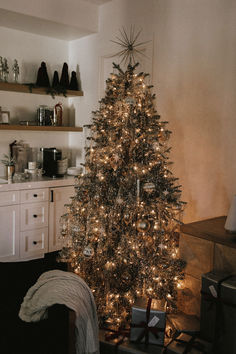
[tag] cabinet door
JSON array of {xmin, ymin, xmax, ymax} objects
[
  {"xmin": 49, "ymin": 186, "xmax": 74, "ymax": 252},
  {"xmin": 20, "ymin": 227, "xmax": 48, "ymax": 260},
  {"xmin": 20, "ymin": 188, "xmax": 49, "ymax": 204},
  {"xmin": 20, "ymin": 202, "xmax": 48, "ymax": 231},
  {"xmin": 0, "ymin": 205, "xmax": 20, "ymax": 261},
  {"xmin": 0, "ymin": 191, "xmax": 19, "ymax": 206}
]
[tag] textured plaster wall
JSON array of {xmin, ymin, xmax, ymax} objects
[{"xmin": 69, "ymin": 0, "xmax": 236, "ymax": 223}]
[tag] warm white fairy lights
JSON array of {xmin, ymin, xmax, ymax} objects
[{"xmin": 59, "ymin": 61, "xmax": 186, "ymax": 328}]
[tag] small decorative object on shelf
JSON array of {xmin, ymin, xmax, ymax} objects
[
  {"xmin": 59, "ymin": 62, "xmax": 69, "ymax": 89},
  {"xmin": 69, "ymin": 71, "xmax": 79, "ymax": 90},
  {"xmin": 53, "ymin": 102, "xmax": 63, "ymax": 126},
  {"xmin": 0, "ymin": 110, "xmax": 10, "ymax": 124},
  {"xmin": 36, "ymin": 61, "xmax": 50, "ymax": 87},
  {"xmin": 12, "ymin": 59, "xmax": 20, "ymax": 83},
  {"xmin": 3, "ymin": 58, "xmax": 9, "ymax": 82},
  {"xmin": 224, "ymin": 195, "xmax": 236, "ymax": 233},
  {"xmin": 0, "ymin": 57, "xmax": 3, "ymax": 81},
  {"xmin": 37, "ymin": 105, "xmax": 53, "ymax": 126},
  {"xmin": 52, "ymin": 70, "xmax": 60, "ymax": 88}
]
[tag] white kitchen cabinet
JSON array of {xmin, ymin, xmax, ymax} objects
[
  {"xmin": 0, "ymin": 177, "xmax": 74, "ymax": 261},
  {"xmin": 20, "ymin": 227, "xmax": 48, "ymax": 259},
  {"xmin": 49, "ymin": 186, "xmax": 74, "ymax": 252},
  {"xmin": 0, "ymin": 205, "xmax": 20, "ymax": 261},
  {"xmin": 20, "ymin": 188, "xmax": 49, "ymax": 204},
  {"xmin": 0, "ymin": 190, "xmax": 19, "ymax": 206},
  {"xmin": 20, "ymin": 201, "xmax": 49, "ymax": 231}
]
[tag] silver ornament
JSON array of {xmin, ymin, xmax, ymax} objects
[
  {"xmin": 143, "ymin": 182, "xmax": 155, "ymax": 193},
  {"xmin": 136, "ymin": 219, "xmax": 150, "ymax": 232},
  {"xmin": 83, "ymin": 245, "xmax": 94, "ymax": 258},
  {"xmin": 125, "ymin": 96, "xmax": 135, "ymax": 105}
]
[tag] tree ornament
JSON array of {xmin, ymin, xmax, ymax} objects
[
  {"xmin": 123, "ymin": 212, "xmax": 132, "ymax": 225},
  {"xmin": 83, "ymin": 244, "xmax": 94, "ymax": 258},
  {"xmin": 125, "ymin": 96, "xmax": 136, "ymax": 105},
  {"xmin": 136, "ymin": 219, "xmax": 150, "ymax": 232},
  {"xmin": 121, "ymin": 271, "xmax": 132, "ymax": 282},
  {"xmin": 143, "ymin": 182, "xmax": 155, "ymax": 193}
]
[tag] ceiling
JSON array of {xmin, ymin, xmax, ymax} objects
[{"xmin": 0, "ymin": 0, "xmax": 112, "ymax": 40}]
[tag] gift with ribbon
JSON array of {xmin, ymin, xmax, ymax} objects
[
  {"xmin": 165, "ymin": 332, "xmax": 212, "ymax": 354},
  {"xmin": 103, "ymin": 326, "xmax": 130, "ymax": 346},
  {"xmin": 130, "ymin": 298, "xmax": 166, "ymax": 345},
  {"xmin": 200, "ymin": 271, "xmax": 236, "ymax": 354}
]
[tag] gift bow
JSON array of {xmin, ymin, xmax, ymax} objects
[{"xmin": 130, "ymin": 298, "xmax": 165, "ymax": 345}]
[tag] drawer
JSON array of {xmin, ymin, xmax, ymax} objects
[
  {"xmin": 20, "ymin": 202, "xmax": 48, "ymax": 231},
  {"xmin": 20, "ymin": 227, "xmax": 48, "ymax": 259},
  {"xmin": 20, "ymin": 188, "xmax": 49, "ymax": 203},
  {"xmin": 0, "ymin": 191, "xmax": 19, "ymax": 206}
]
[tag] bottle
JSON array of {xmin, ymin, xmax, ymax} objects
[{"xmin": 53, "ymin": 103, "xmax": 63, "ymax": 126}]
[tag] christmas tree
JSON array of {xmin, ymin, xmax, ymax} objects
[{"xmin": 60, "ymin": 29, "xmax": 186, "ymax": 328}]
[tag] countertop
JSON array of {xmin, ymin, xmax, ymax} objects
[{"xmin": 0, "ymin": 175, "xmax": 76, "ymax": 192}]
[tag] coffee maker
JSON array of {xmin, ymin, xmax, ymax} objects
[{"xmin": 43, "ymin": 148, "xmax": 62, "ymax": 178}]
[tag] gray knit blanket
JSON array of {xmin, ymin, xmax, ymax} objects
[{"xmin": 19, "ymin": 270, "xmax": 99, "ymax": 354}]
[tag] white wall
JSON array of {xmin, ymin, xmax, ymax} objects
[
  {"xmin": 68, "ymin": 0, "xmax": 236, "ymax": 223},
  {"xmin": 0, "ymin": 26, "xmax": 83, "ymax": 175}
]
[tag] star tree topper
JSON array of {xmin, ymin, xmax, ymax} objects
[{"xmin": 110, "ymin": 25, "xmax": 151, "ymax": 65}]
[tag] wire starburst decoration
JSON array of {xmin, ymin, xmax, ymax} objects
[{"xmin": 111, "ymin": 25, "xmax": 150, "ymax": 65}]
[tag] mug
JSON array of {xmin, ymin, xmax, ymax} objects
[
  {"xmin": 25, "ymin": 168, "xmax": 37, "ymax": 175},
  {"xmin": 28, "ymin": 161, "xmax": 37, "ymax": 170}
]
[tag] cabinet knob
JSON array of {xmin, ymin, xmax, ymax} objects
[
  {"xmin": 33, "ymin": 240, "xmax": 42, "ymax": 245},
  {"xmin": 33, "ymin": 194, "xmax": 38, "ymax": 197},
  {"xmin": 33, "ymin": 214, "xmax": 38, "ymax": 218}
]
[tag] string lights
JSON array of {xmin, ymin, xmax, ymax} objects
[{"xmin": 60, "ymin": 29, "xmax": 186, "ymax": 329}]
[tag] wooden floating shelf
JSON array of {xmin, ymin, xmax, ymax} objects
[
  {"xmin": 0, "ymin": 125, "xmax": 83, "ymax": 132},
  {"xmin": 0, "ymin": 82, "xmax": 83, "ymax": 97}
]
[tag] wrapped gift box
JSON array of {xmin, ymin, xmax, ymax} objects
[
  {"xmin": 200, "ymin": 271, "xmax": 236, "ymax": 353},
  {"xmin": 165, "ymin": 333, "xmax": 212, "ymax": 354},
  {"xmin": 130, "ymin": 298, "xmax": 166, "ymax": 345},
  {"xmin": 167, "ymin": 312, "xmax": 200, "ymax": 336}
]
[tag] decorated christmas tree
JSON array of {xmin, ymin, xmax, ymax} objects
[{"xmin": 60, "ymin": 28, "xmax": 186, "ymax": 328}]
